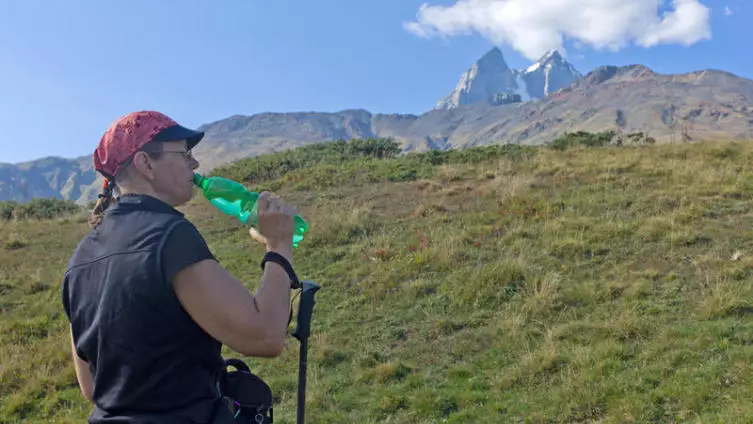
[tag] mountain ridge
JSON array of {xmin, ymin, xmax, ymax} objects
[{"xmin": 2, "ymin": 58, "xmax": 753, "ymax": 204}]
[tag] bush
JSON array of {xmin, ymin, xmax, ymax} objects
[
  {"xmin": 212, "ymin": 138, "xmax": 538, "ymax": 189},
  {"xmin": 0, "ymin": 198, "xmax": 81, "ymax": 221},
  {"xmin": 551, "ymin": 130, "xmax": 617, "ymax": 150},
  {"xmin": 551, "ymin": 130, "xmax": 656, "ymax": 150},
  {"xmin": 0, "ymin": 201, "xmax": 18, "ymax": 220},
  {"xmin": 212, "ymin": 138, "xmax": 403, "ymax": 183}
]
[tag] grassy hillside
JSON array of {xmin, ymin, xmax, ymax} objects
[{"xmin": 2, "ymin": 137, "xmax": 753, "ymax": 423}]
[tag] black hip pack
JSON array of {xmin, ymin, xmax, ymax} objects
[{"xmin": 216, "ymin": 358, "xmax": 274, "ymax": 424}]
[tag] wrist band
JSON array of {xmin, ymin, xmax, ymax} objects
[{"xmin": 260, "ymin": 251, "xmax": 301, "ymax": 289}]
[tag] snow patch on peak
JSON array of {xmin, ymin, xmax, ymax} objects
[
  {"xmin": 539, "ymin": 49, "xmax": 560, "ymax": 61},
  {"xmin": 526, "ymin": 62, "xmax": 541, "ymax": 73},
  {"xmin": 526, "ymin": 49, "xmax": 564, "ymax": 72}
]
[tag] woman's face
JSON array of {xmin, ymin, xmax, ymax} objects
[{"xmin": 150, "ymin": 141, "xmax": 201, "ymax": 206}]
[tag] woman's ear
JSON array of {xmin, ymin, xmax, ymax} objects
[{"xmin": 130, "ymin": 151, "xmax": 157, "ymax": 181}]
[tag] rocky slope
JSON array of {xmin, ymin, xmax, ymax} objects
[
  {"xmin": 0, "ymin": 156, "xmax": 100, "ymax": 205},
  {"xmin": 2, "ymin": 58, "xmax": 753, "ymax": 204}
]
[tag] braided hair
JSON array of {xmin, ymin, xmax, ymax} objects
[{"xmin": 88, "ymin": 177, "xmax": 116, "ymax": 228}]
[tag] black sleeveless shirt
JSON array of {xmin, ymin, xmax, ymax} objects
[{"xmin": 62, "ymin": 194, "xmax": 225, "ymax": 423}]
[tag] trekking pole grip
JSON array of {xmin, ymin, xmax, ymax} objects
[{"xmin": 292, "ymin": 281, "xmax": 321, "ymax": 342}]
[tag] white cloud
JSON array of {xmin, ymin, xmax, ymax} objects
[
  {"xmin": 404, "ymin": 0, "xmax": 712, "ymax": 61},
  {"xmin": 724, "ymin": 6, "xmax": 733, "ymax": 16}
]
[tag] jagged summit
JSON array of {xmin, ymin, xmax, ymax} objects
[
  {"xmin": 542, "ymin": 49, "xmax": 561, "ymax": 59},
  {"xmin": 526, "ymin": 49, "xmax": 579, "ymax": 76},
  {"xmin": 476, "ymin": 46, "xmax": 507, "ymax": 68},
  {"xmin": 434, "ymin": 47, "xmax": 522, "ymax": 110},
  {"xmin": 520, "ymin": 49, "xmax": 582, "ymax": 99},
  {"xmin": 435, "ymin": 47, "xmax": 583, "ymax": 109},
  {"xmin": 526, "ymin": 49, "xmax": 561, "ymax": 71}
]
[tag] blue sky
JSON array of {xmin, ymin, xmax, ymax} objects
[{"xmin": 0, "ymin": 0, "xmax": 749, "ymax": 164}]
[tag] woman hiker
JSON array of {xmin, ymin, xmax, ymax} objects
[{"xmin": 61, "ymin": 110, "xmax": 299, "ymax": 423}]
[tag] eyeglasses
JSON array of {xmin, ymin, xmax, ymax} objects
[
  {"xmin": 159, "ymin": 149, "xmax": 194, "ymax": 161},
  {"xmin": 117, "ymin": 147, "xmax": 195, "ymax": 173}
]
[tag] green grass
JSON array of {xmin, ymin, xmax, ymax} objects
[{"xmin": 3, "ymin": 139, "xmax": 753, "ymax": 423}]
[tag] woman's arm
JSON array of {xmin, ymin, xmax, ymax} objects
[
  {"xmin": 70, "ymin": 327, "xmax": 94, "ymax": 402},
  {"xmin": 173, "ymin": 248, "xmax": 293, "ymax": 357},
  {"xmin": 172, "ymin": 191, "xmax": 297, "ymax": 357}
]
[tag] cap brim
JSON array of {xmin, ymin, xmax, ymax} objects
[{"xmin": 152, "ymin": 124, "xmax": 205, "ymax": 149}]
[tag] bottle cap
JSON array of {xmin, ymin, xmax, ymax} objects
[{"xmin": 193, "ymin": 173, "xmax": 204, "ymax": 187}]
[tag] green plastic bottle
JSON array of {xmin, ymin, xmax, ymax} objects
[{"xmin": 193, "ymin": 173, "xmax": 309, "ymax": 248}]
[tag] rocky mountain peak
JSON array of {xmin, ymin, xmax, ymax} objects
[
  {"xmin": 434, "ymin": 47, "xmax": 521, "ymax": 110},
  {"xmin": 526, "ymin": 49, "xmax": 564, "ymax": 71},
  {"xmin": 520, "ymin": 49, "xmax": 582, "ymax": 98},
  {"xmin": 436, "ymin": 47, "xmax": 583, "ymax": 109},
  {"xmin": 476, "ymin": 46, "xmax": 509, "ymax": 71}
]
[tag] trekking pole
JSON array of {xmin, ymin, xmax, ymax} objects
[{"xmin": 291, "ymin": 280, "xmax": 321, "ymax": 424}]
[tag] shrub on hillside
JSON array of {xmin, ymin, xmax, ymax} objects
[
  {"xmin": 212, "ymin": 138, "xmax": 403, "ymax": 183},
  {"xmin": 403, "ymin": 144, "xmax": 535, "ymax": 167},
  {"xmin": 0, "ymin": 198, "xmax": 81, "ymax": 221},
  {"xmin": 551, "ymin": 130, "xmax": 617, "ymax": 150},
  {"xmin": 551, "ymin": 130, "xmax": 656, "ymax": 150},
  {"xmin": 0, "ymin": 201, "xmax": 18, "ymax": 220},
  {"xmin": 212, "ymin": 137, "xmax": 537, "ymax": 187}
]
